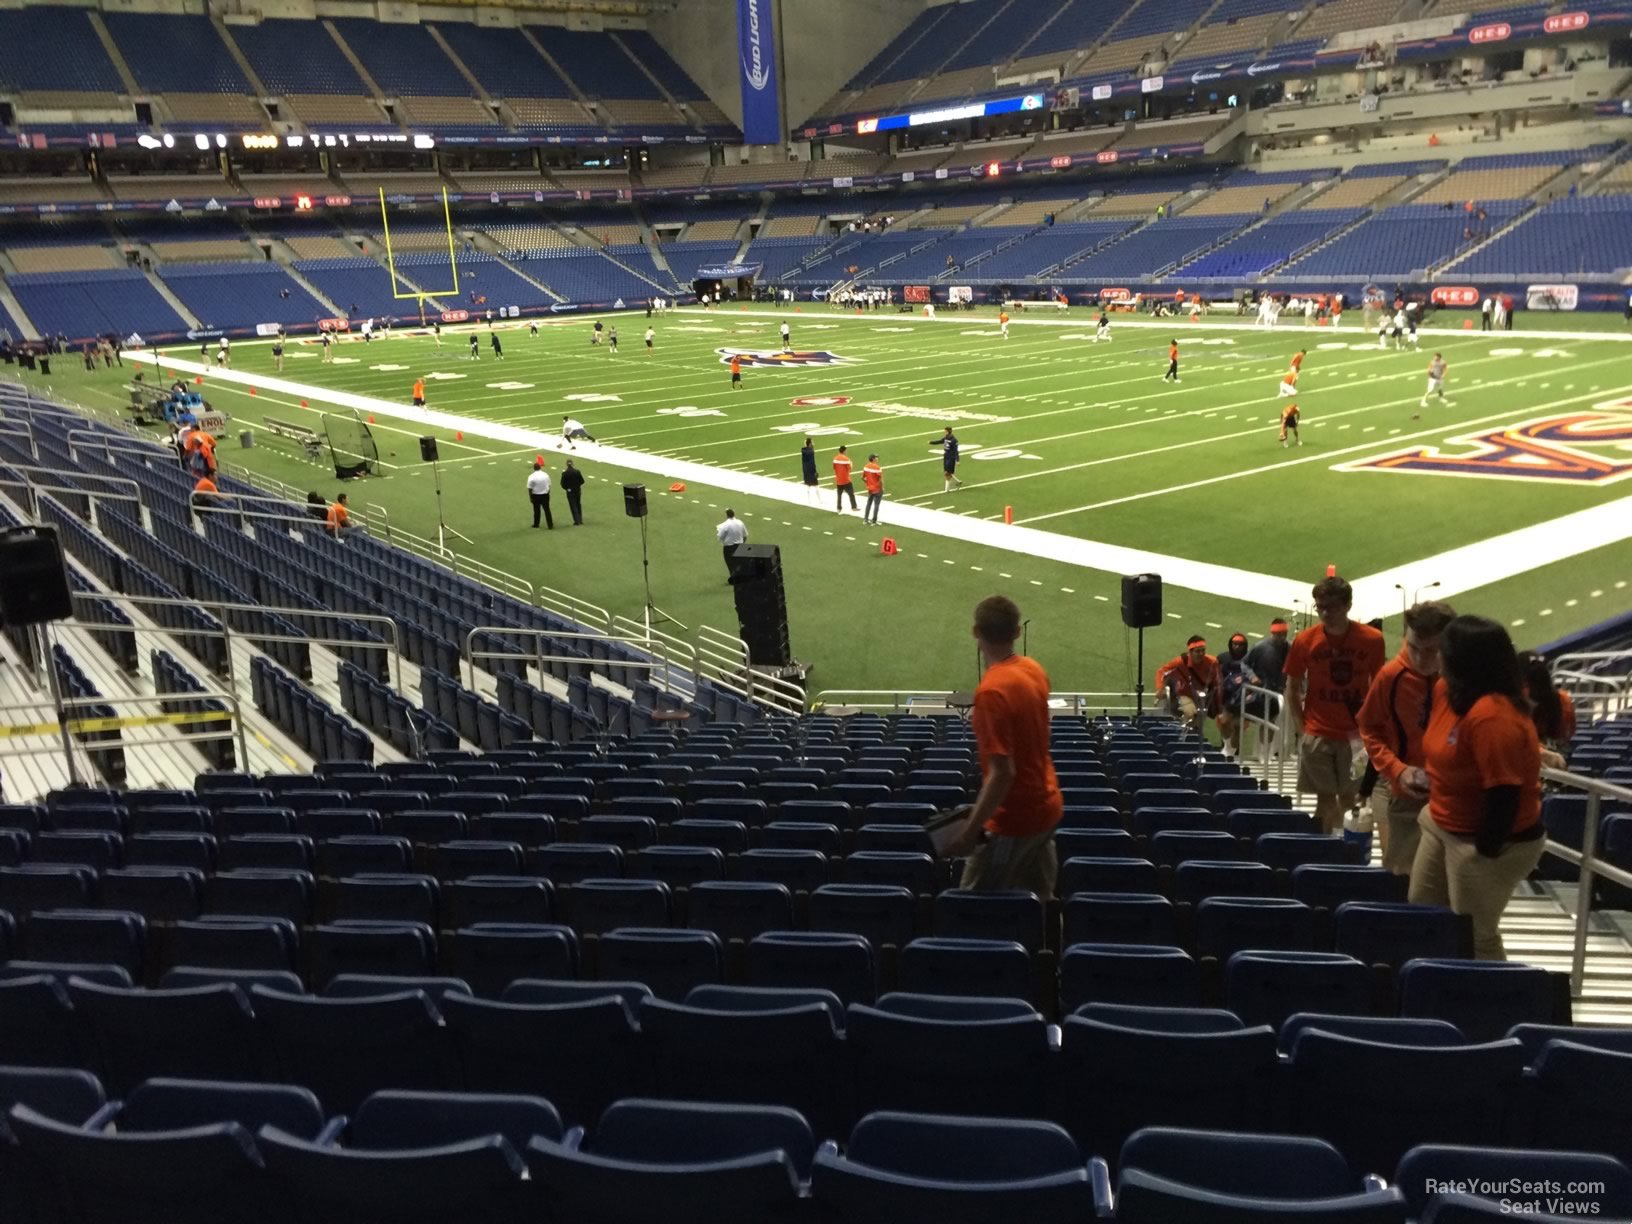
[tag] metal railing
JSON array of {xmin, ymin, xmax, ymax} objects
[
  {"xmin": 693, "ymin": 623, "xmax": 805, "ymax": 716},
  {"xmin": 1553, "ymin": 651, "xmax": 1632, "ymax": 722},
  {"xmin": 811, "ymin": 689, "xmax": 1151, "ymax": 717},
  {"xmin": 537, "ymin": 582, "xmax": 611, "ymax": 636},
  {"xmin": 1538, "ymin": 767, "xmax": 1632, "ymax": 998},
  {"xmin": 0, "ymin": 689, "xmax": 247, "ymax": 788},
  {"xmin": 1237, "ymin": 682, "xmax": 1294, "ymax": 792},
  {"xmin": 463, "ymin": 624, "xmax": 678, "ymax": 700}
]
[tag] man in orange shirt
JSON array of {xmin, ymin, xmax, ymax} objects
[
  {"xmin": 1358, "ymin": 600, "xmax": 1455, "ymax": 874},
  {"xmin": 999, "ymin": 310, "xmax": 1010, "ymax": 340},
  {"xmin": 1277, "ymin": 369, "xmax": 1299, "ymax": 399},
  {"xmin": 1285, "ymin": 575, "xmax": 1387, "ymax": 833},
  {"xmin": 1154, "ymin": 634, "xmax": 1221, "ymax": 736},
  {"xmin": 191, "ymin": 473, "xmax": 220, "ymax": 517},
  {"xmin": 861, "ymin": 453, "xmax": 884, "ymax": 524},
  {"xmin": 833, "ymin": 444, "xmax": 857, "ymax": 512},
  {"xmin": 1290, "ymin": 348, "xmax": 1305, "ymax": 374},
  {"xmin": 943, "ymin": 595, "xmax": 1063, "ymax": 896},
  {"xmin": 729, "ymin": 354, "xmax": 742, "ymax": 390},
  {"xmin": 411, "ymin": 377, "xmax": 426, "ymax": 408},
  {"xmin": 1163, "ymin": 339, "xmax": 1180, "ymax": 383},
  {"xmin": 326, "ymin": 492, "xmax": 351, "ymax": 538}
]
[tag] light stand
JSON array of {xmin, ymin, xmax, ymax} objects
[
  {"xmin": 430, "ymin": 456, "xmax": 472, "ymax": 553},
  {"xmin": 638, "ymin": 514, "xmax": 686, "ymax": 633},
  {"xmin": 1135, "ymin": 625, "xmax": 1146, "ymax": 715}
]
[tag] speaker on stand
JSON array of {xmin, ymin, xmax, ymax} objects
[
  {"xmin": 623, "ymin": 484, "xmax": 683, "ymax": 632},
  {"xmin": 728, "ymin": 543, "xmax": 792, "ymax": 668},
  {"xmin": 0, "ymin": 526, "xmax": 82, "ymax": 787},
  {"xmin": 1121, "ymin": 573, "xmax": 1163, "ymax": 714}
]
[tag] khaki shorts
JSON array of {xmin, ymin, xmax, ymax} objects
[
  {"xmin": 1372, "ymin": 776, "xmax": 1425, "ymax": 875},
  {"xmin": 960, "ymin": 831, "xmax": 1058, "ymax": 900},
  {"xmin": 1299, "ymin": 734, "xmax": 1357, "ymax": 799}
]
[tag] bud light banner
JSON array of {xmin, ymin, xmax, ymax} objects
[{"xmin": 738, "ymin": 0, "xmax": 782, "ymax": 145}]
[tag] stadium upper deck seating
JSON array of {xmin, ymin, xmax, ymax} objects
[
  {"xmin": 228, "ymin": 19, "xmax": 368, "ymax": 96},
  {"xmin": 1066, "ymin": 213, "xmax": 1253, "ymax": 279},
  {"xmin": 100, "ymin": 12, "xmax": 248, "ymax": 95},
  {"xmin": 329, "ymin": 19, "xmax": 470, "ymax": 98},
  {"xmin": 0, "ymin": 6, "xmax": 122, "ymax": 94}
]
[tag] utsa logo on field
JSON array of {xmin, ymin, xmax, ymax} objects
[
  {"xmin": 1337, "ymin": 407, "xmax": 1632, "ymax": 485},
  {"xmin": 716, "ymin": 348, "xmax": 855, "ymax": 368}
]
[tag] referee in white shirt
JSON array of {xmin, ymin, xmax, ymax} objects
[
  {"xmin": 527, "ymin": 461, "xmax": 554, "ymax": 529},
  {"xmin": 717, "ymin": 509, "xmax": 747, "ymax": 580}
]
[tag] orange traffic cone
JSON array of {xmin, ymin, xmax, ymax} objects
[{"xmin": 455, "ymin": 431, "xmax": 464, "ymax": 441}]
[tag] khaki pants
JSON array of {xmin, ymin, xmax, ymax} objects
[
  {"xmin": 1372, "ymin": 777, "xmax": 1424, "ymax": 876},
  {"xmin": 1298, "ymin": 734, "xmax": 1356, "ymax": 800},
  {"xmin": 1408, "ymin": 812, "xmax": 1546, "ymax": 961},
  {"xmin": 961, "ymin": 832, "xmax": 1058, "ymax": 900}
]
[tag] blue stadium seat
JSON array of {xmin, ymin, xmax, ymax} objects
[
  {"xmin": 1286, "ymin": 1028, "xmax": 1527, "ymax": 1175},
  {"xmin": 933, "ymin": 890, "xmax": 1046, "ymax": 952},
  {"xmin": 1278, "ymin": 1013, "xmax": 1467, "ymax": 1052},
  {"xmin": 807, "ymin": 884, "xmax": 916, "ymax": 950},
  {"xmin": 331, "ymin": 875, "xmax": 439, "ymax": 927},
  {"xmin": 1058, "ymin": 1009, "xmax": 1278, "ymax": 1169},
  {"xmin": 446, "ymin": 923, "xmax": 576, "ymax": 998},
  {"xmin": 1059, "ymin": 942, "xmax": 1200, "ymax": 1012},
  {"xmin": 1395, "ymin": 1145, "xmax": 1632, "ymax": 1221},
  {"xmin": 1226, "ymin": 950, "xmax": 1374, "ymax": 1029},
  {"xmin": 1108, "ymin": 1126, "xmax": 1405, "ymax": 1222},
  {"xmin": 324, "ymin": 975, "xmax": 472, "ymax": 1006},
  {"xmin": 351, "ymin": 1088, "xmax": 563, "ymax": 1152},
  {"xmin": 23, "ymin": 910, "xmax": 145, "ymax": 978},
  {"xmin": 628, "ymin": 846, "xmax": 726, "ymax": 888},
  {"xmin": 1150, "ymin": 830, "xmax": 1240, "ymax": 866},
  {"xmin": 1256, "ymin": 833, "xmax": 1359, "ymax": 870},
  {"xmin": 639, "ymin": 992, "xmax": 845, "ymax": 1135},
  {"xmin": 734, "ymin": 848, "xmax": 829, "ymax": 893},
  {"xmin": 898, "ymin": 937, "xmax": 1031, "ymax": 1001},
  {"xmin": 66, "ymin": 979, "xmax": 262, "ymax": 1094},
  {"xmin": 99, "ymin": 867, "xmax": 204, "ymax": 922},
  {"xmin": 0, "ymin": 975, "xmax": 92, "ymax": 1069},
  {"xmin": 1333, "ymin": 902, "xmax": 1467, "ymax": 968},
  {"xmin": 597, "ymin": 927, "xmax": 722, "ymax": 1001},
  {"xmin": 845, "ymin": 993, "xmax": 1053, "ymax": 1122},
  {"xmin": 114, "ymin": 1077, "xmax": 335, "ymax": 1141},
  {"xmin": 249, "ymin": 986, "xmax": 459, "ymax": 1115},
  {"xmin": 1291, "ymin": 865, "xmax": 1408, "ymax": 909},
  {"xmin": 528, "ymin": 1098, "xmax": 813, "ymax": 1224},
  {"xmin": 571, "ymin": 879, "xmax": 672, "ymax": 936},
  {"xmin": 1524, "ymin": 1038, "xmax": 1632, "ymax": 1166},
  {"xmin": 1397, "ymin": 959, "xmax": 1561, "ymax": 1044},
  {"xmin": 1063, "ymin": 894, "xmax": 1178, "ymax": 948},
  {"xmin": 1174, "ymin": 861, "xmax": 1276, "ymax": 903},
  {"xmin": 203, "ymin": 869, "xmax": 314, "ymax": 925},
  {"xmin": 748, "ymin": 930, "xmax": 875, "ymax": 1004},
  {"xmin": 812, "ymin": 1110, "xmax": 1093, "ymax": 1224},
  {"xmin": 1058, "ymin": 857, "xmax": 1159, "ymax": 896},
  {"xmin": 308, "ymin": 921, "xmax": 436, "ymax": 988},
  {"xmin": 1195, "ymin": 897, "xmax": 1316, "ymax": 960},
  {"xmin": 7, "ymin": 1103, "xmax": 283, "ymax": 1224}
]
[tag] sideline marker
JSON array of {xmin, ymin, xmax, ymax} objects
[
  {"xmin": 1463, "ymin": 319, "xmax": 1474, "ymax": 330},
  {"xmin": 455, "ymin": 431, "xmax": 464, "ymax": 441},
  {"xmin": 1326, "ymin": 564, "xmax": 1337, "ymax": 577},
  {"xmin": 1004, "ymin": 506, "xmax": 1014, "ymax": 524},
  {"xmin": 248, "ymin": 388, "xmax": 257, "ymax": 396},
  {"xmin": 881, "ymin": 538, "xmax": 898, "ymax": 556}
]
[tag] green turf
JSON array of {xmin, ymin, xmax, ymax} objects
[{"xmin": 17, "ymin": 303, "xmax": 1632, "ymax": 699}]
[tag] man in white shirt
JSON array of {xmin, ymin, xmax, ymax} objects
[
  {"xmin": 780, "ymin": 321, "xmax": 791, "ymax": 353},
  {"xmin": 562, "ymin": 417, "xmax": 596, "ymax": 449},
  {"xmin": 717, "ymin": 508, "xmax": 747, "ymax": 580},
  {"xmin": 526, "ymin": 461, "xmax": 553, "ymax": 529}
]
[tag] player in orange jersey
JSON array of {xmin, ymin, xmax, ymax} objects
[
  {"xmin": 1278, "ymin": 369, "xmax": 1299, "ymax": 398},
  {"xmin": 999, "ymin": 310, "xmax": 1010, "ymax": 339},
  {"xmin": 1162, "ymin": 339, "xmax": 1180, "ymax": 383},
  {"xmin": 1290, "ymin": 348, "xmax": 1305, "ymax": 373},
  {"xmin": 1280, "ymin": 402, "xmax": 1301, "ymax": 448}
]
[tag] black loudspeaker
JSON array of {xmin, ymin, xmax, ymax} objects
[
  {"xmin": 419, "ymin": 436, "xmax": 439, "ymax": 462},
  {"xmin": 729, "ymin": 543, "xmax": 792, "ymax": 667},
  {"xmin": 623, "ymin": 484, "xmax": 648, "ymax": 518},
  {"xmin": 0, "ymin": 526, "xmax": 73, "ymax": 626},
  {"xmin": 1120, "ymin": 573, "xmax": 1163, "ymax": 629}
]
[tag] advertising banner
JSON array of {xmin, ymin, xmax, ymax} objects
[
  {"xmin": 1527, "ymin": 283, "xmax": 1578, "ymax": 311},
  {"xmin": 903, "ymin": 285, "xmax": 931, "ymax": 303},
  {"xmin": 737, "ymin": 0, "xmax": 782, "ymax": 145}
]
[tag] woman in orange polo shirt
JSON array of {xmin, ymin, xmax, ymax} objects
[
  {"xmin": 1409, "ymin": 615, "xmax": 1546, "ymax": 960},
  {"xmin": 1519, "ymin": 652, "xmax": 1576, "ymax": 753}
]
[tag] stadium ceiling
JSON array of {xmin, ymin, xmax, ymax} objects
[{"xmin": 424, "ymin": 0, "xmax": 664, "ymax": 13}]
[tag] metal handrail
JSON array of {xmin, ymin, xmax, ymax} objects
[
  {"xmin": 1238, "ymin": 681, "xmax": 1293, "ymax": 792},
  {"xmin": 0, "ymin": 687, "xmax": 248, "ymax": 786},
  {"xmin": 537, "ymin": 582, "xmax": 611, "ymax": 635},
  {"xmin": 1538, "ymin": 767, "xmax": 1632, "ymax": 998},
  {"xmin": 810, "ymin": 689, "xmax": 1151, "ymax": 716},
  {"xmin": 462, "ymin": 624, "xmax": 674, "ymax": 698},
  {"xmin": 65, "ymin": 429, "xmax": 174, "ymax": 463},
  {"xmin": 67, "ymin": 590, "xmax": 406, "ymax": 701},
  {"xmin": 694, "ymin": 623, "xmax": 805, "ymax": 716}
]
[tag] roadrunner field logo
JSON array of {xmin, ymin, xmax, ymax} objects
[
  {"xmin": 1338, "ymin": 407, "xmax": 1632, "ymax": 484},
  {"xmin": 718, "ymin": 349, "xmax": 855, "ymax": 368}
]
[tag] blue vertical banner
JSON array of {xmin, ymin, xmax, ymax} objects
[{"xmin": 737, "ymin": 0, "xmax": 782, "ymax": 145}]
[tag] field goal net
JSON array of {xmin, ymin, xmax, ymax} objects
[{"xmin": 323, "ymin": 410, "xmax": 379, "ymax": 479}]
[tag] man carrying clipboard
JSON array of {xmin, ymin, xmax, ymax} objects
[{"xmin": 938, "ymin": 596, "xmax": 1064, "ymax": 898}]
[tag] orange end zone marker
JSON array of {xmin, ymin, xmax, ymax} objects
[
  {"xmin": 881, "ymin": 538, "xmax": 898, "ymax": 555},
  {"xmin": 1327, "ymin": 564, "xmax": 1337, "ymax": 577},
  {"xmin": 300, "ymin": 399, "xmax": 309, "ymax": 408},
  {"xmin": 1463, "ymin": 319, "xmax": 1474, "ymax": 330},
  {"xmin": 669, "ymin": 482, "xmax": 686, "ymax": 492},
  {"xmin": 455, "ymin": 431, "xmax": 464, "ymax": 441},
  {"xmin": 248, "ymin": 388, "xmax": 257, "ymax": 396},
  {"xmin": 1004, "ymin": 506, "xmax": 1014, "ymax": 524}
]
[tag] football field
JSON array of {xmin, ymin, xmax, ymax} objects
[{"xmin": 27, "ymin": 304, "xmax": 1632, "ymax": 699}]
